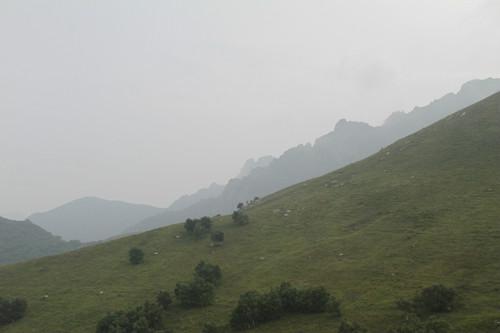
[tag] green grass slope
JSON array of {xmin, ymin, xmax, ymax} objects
[{"xmin": 1, "ymin": 92, "xmax": 500, "ymax": 333}]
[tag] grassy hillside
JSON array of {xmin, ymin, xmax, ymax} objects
[
  {"xmin": 1, "ymin": 92, "xmax": 500, "ymax": 333},
  {"xmin": 0, "ymin": 217, "xmax": 81, "ymax": 265},
  {"xmin": 130, "ymin": 78, "xmax": 500, "ymax": 234}
]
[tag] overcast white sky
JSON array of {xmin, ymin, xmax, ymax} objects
[{"xmin": 1, "ymin": 0, "xmax": 500, "ymax": 219}]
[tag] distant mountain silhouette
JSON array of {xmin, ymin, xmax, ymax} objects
[
  {"xmin": 167, "ymin": 183, "xmax": 224, "ymax": 212},
  {"xmin": 127, "ymin": 78, "xmax": 500, "ymax": 233},
  {"xmin": 236, "ymin": 156, "xmax": 275, "ymax": 179},
  {"xmin": 0, "ymin": 216, "xmax": 81, "ymax": 265},
  {"xmin": 29, "ymin": 197, "xmax": 164, "ymax": 242}
]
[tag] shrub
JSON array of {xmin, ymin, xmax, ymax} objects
[
  {"xmin": 338, "ymin": 320, "xmax": 368, "ymax": 333},
  {"xmin": 297, "ymin": 286, "xmax": 331, "ymax": 313},
  {"xmin": 277, "ymin": 282, "xmax": 336, "ymax": 314},
  {"xmin": 194, "ymin": 261, "xmax": 222, "ymax": 285},
  {"xmin": 184, "ymin": 217, "xmax": 212, "ymax": 238},
  {"xmin": 211, "ymin": 231, "xmax": 224, "ymax": 243},
  {"xmin": 414, "ymin": 285, "xmax": 457, "ymax": 314},
  {"xmin": 128, "ymin": 247, "xmax": 144, "ymax": 265},
  {"xmin": 95, "ymin": 301, "xmax": 163, "ymax": 333},
  {"xmin": 184, "ymin": 218, "xmax": 197, "ymax": 233},
  {"xmin": 0, "ymin": 297, "xmax": 27, "ymax": 326},
  {"xmin": 199, "ymin": 216, "xmax": 212, "ymax": 230},
  {"xmin": 230, "ymin": 291, "xmax": 282, "ymax": 330},
  {"xmin": 174, "ymin": 278, "xmax": 215, "ymax": 307},
  {"xmin": 232, "ymin": 211, "xmax": 249, "ymax": 226},
  {"xmin": 397, "ymin": 285, "xmax": 457, "ymax": 316},
  {"xmin": 156, "ymin": 291, "xmax": 172, "ymax": 310},
  {"xmin": 230, "ymin": 282, "xmax": 338, "ymax": 330}
]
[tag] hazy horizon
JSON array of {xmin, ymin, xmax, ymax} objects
[{"xmin": 2, "ymin": 0, "xmax": 500, "ymax": 219}]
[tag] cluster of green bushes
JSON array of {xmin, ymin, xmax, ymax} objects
[
  {"xmin": 230, "ymin": 282, "xmax": 340, "ymax": 330},
  {"xmin": 0, "ymin": 297, "xmax": 27, "ymax": 326},
  {"xmin": 96, "ymin": 301, "xmax": 165, "ymax": 333},
  {"xmin": 128, "ymin": 247, "xmax": 145, "ymax": 265},
  {"xmin": 232, "ymin": 203, "xmax": 250, "ymax": 226},
  {"xmin": 338, "ymin": 285, "xmax": 456, "ymax": 333},
  {"xmin": 175, "ymin": 261, "xmax": 222, "ymax": 307},
  {"xmin": 184, "ymin": 217, "xmax": 213, "ymax": 239},
  {"xmin": 396, "ymin": 284, "xmax": 457, "ymax": 317},
  {"xmin": 97, "ymin": 261, "xmax": 222, "ymax": 332}
]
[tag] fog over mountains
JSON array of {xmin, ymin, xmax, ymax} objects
[
  {"xmin": 20, "ymin": 78, "xmax": 500, "ymax": 242},
  {"xmin": 28, "ymin": 197, "xmax": 163, "ymax": 242},
  {"xmin": 127, "ymin": 78, "xmax": 500, "ymax": 233}
]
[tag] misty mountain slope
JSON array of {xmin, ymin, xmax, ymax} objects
[
  {"xmin": 236, "ymin": 155, "xmax": 275, "ymax": 179},
  {"xmin": 0, "ymin": 217, "xmax": 81, "ymax": 265},
  {"xmin": 2, "ymin": 92, "xmax": 500, "ymax": 333},
  {"xmin": 167, "ymin": 183, "xmax": 225, "ymax": 212},
  {"xmin": 29, "ymin": 197, "xmax": 164, "ymax": 242},
  {"xmin": 129, "ymin": 78, "xmax": 500, "ymax": 233}
]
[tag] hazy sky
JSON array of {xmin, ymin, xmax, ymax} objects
[{"xmin": 1, "ymin": 0, "xmax": 500, "ymax": 219}]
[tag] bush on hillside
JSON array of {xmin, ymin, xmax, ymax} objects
[
  {"xmin": 232, "ymin": 211, "xmax": 249, "ymax": 226},
  {"xmin": 95, "ymin": 301, "xmax": 163, "ymax": 333},
  {"xmin": 174, "ymin": 278, "xmax": 215, "ymax": 307},
  {"xmin": 338, "ymin": 320, "xmax": 368, "ymax": 333},
  {"xmin": 0, "ymin": 297, "xmax": 27, "ymax": 326},
  {"xmin": 211, "ymin": 231, "xmax": 224, "ymax": 244},
  {"xmin": 277, "ymin": 282, "xmax": 339, "ymax": 314},
  {"xmin": 397, "ymin": 285, "xmax": 457, "ymax": 316},
  {"xmin": 184, "ymin": 217, "xmax": 212, "ymax": 238},
  {"xmin": 156, "ymin": 290, "xmax": 172, "ymax": 310},
  {"xmin": 230, "ymin": 291, "xmax": 283, "ymax": 330},
  {"xmin": 230, "ymin": 282, "xmax": 339, "ymax": 330},
  {"xmin": 128, "ymin": 247, "xmax": 144, "ymax": 265},
  {"xmin": 194, "ymin": 261, "xmax": 222, "ymax": 286},
  {"xmin": 184, "ymin": 218, "xmax": 197, "ymax": 233},
  {"xmin": 415, "ymin": 285, "xmax": 457, "ymax": 314}
]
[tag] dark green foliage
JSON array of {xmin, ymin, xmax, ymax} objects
[
  {"xmin": 230, "ymin": 291, "xmax": 282, "ymax": 330},
  {"xmin": 184, "ymin": 217, "xmax": 212, "ymax": 238},
  {"xmin": 398, "ymin": 285, "xmax": 457, "ymax": 316},
  {"xmin": 211, "ymin": 231, "xmax": 224, "ymax": 243},
  {"xmin": 237, "ymin": 203, "xmax": 244, "ymax": 210},
  {"xmin": 174, "ymin": 278, "xmax": 215, "ymax": 307},
  {"xmin": 95, "ymin": 301, "xmax": 163, "ymax": 333},
  {"xmin": 0, "ymin": 298, "xmax": 27, "ymax": 326},
  {"xmin": 156, "ymin": 291, "xmax": 172, "ymax": 310},
  {"xmin": 128, "ymin": 247, "xmax": 144, "ymax": 265},
  {"xmin": 184, "ymin": 218, "xmax": 197, "ymax": 233},
  {"xmin": 230, "ymin": 283, "xmax": 337, "ymax": 330},
  {"xmin": 277, "ymin": 282, "xmax": 337, "ymax": 314},
  {"xmin": 415, "ymin": 285, "xmax": 456, "ymax": 314},
  {"xmin": 232, "ymin": 211, "xmax": 249, "ymax": 226},
  {"xmin": 338, "ymin": 320, "xmax": 368, "ymax": 333},
  {"xmin": 194, "ymin": 261, "xmax": 222, "ymax": 285}
]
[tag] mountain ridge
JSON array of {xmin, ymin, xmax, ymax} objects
[
  {"xmin": 128, "ymin": 78, "xmax": 500, "ymax": 234},
  {"xmin": 0, "ymin": 216, "xmax": 81, "ymax": 265},
  {"xmin": 29, "ymin": 197, "xmax": 164, "ymax": 242},
  {"xmin": 1, "ymin": 90, "xmax": 499, "ymax": 333}
]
